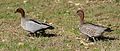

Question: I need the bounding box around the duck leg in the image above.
[35,30,46,37]
[85,36,89,41]
[40,30,46,35]
[35,32,39,37]
[92,37,96,42]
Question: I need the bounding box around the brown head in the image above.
[76,10,84,25]
[15,8,25,17]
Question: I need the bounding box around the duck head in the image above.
[76,10,84,25]
[15,8,25,17]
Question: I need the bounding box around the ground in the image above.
[0,0,120,51]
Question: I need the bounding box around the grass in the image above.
[0,0,120,51]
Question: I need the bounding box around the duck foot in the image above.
[35,30,46,37]
[27,32,35,37]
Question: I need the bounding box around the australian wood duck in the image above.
[15,8,54,37]
[76,10,112,41]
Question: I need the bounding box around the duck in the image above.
[15,8,54,37]
[76,10,112,41]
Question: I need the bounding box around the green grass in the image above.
[0,0,120,51]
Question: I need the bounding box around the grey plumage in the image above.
[80,24,107,37]
[21,17,54,33]
[15,8,54,37]
[76,10,112,41]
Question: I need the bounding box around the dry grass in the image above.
[0,0,120,51]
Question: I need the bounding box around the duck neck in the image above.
[22,14,25,18]
[20,11,25,18]
[79,12,84,25]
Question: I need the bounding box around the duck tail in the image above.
[47,26,54,30]
[104,28,113,32]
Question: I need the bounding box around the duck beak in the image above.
[14,10,18,13]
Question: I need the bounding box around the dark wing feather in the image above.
[29,19,54,30]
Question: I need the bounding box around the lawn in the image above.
[0,0,120,51]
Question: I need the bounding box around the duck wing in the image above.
[80,24,107,37]
[25,19,54,33]
[86,23,113,32]
[29,19,54,29]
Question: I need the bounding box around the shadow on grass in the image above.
[27,33,58,38]
[89,36,119,42]
[40,33,58,37]
[33,32,59,38]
